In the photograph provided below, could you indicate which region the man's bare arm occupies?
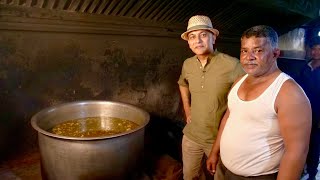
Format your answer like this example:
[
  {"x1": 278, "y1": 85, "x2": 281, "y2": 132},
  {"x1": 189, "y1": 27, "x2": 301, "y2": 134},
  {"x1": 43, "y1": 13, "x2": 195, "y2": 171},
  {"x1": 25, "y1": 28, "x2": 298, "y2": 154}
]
[
  {"x1": 206, "y1": 108, "x2": 230, "y2": 174},
  {"x1": 276, "y1": 79, "x2": 312, "y2": 180},
  {"x1": 179, "y1": 85, "x2": 191, "y2": 123}
]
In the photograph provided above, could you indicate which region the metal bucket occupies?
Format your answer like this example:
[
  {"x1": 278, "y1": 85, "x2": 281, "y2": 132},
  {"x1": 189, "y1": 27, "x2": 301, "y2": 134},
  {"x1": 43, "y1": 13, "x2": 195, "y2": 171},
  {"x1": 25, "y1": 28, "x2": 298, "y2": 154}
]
[{"x1": 31, "y1": 101, "x2": 150, "y2": 180}]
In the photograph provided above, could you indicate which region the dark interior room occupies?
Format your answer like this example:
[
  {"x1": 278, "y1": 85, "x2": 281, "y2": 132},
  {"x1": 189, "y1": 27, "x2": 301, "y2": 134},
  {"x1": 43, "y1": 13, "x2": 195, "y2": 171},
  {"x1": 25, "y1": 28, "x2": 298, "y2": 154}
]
[{"x1": 0, "y1": 0, "x2": 320, "y2": 179}]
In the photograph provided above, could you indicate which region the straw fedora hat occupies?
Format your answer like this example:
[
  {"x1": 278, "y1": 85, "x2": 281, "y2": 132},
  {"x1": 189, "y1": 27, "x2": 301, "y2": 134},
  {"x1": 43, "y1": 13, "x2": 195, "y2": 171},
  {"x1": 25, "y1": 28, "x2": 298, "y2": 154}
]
[{"x1": 181, "y1": 15, "x2": 219, "y2": 41}]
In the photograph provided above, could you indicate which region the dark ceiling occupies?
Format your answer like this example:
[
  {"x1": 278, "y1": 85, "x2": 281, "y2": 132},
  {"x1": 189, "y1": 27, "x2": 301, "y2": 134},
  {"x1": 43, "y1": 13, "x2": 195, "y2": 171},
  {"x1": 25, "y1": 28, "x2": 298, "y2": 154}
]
[{"x1": 1, "y1": 0, "x2": 320, "y2": 38}]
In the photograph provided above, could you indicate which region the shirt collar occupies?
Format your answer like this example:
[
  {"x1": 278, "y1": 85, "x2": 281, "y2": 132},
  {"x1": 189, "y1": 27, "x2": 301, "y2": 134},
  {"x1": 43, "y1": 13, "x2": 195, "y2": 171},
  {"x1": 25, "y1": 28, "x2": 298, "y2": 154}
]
[
  {"x1": 308, "y1": 61, "x2": 320, "y2": 71},
  {"x1": 195, "y1": 50, "x2": 218, "y2": 64}
]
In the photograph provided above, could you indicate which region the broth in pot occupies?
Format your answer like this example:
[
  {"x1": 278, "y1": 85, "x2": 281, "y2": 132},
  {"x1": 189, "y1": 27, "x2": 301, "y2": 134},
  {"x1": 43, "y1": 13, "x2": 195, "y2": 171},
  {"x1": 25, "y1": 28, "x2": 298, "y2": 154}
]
[{"x1": 51, "y1": 117, "x2": 139, "y2": 137}]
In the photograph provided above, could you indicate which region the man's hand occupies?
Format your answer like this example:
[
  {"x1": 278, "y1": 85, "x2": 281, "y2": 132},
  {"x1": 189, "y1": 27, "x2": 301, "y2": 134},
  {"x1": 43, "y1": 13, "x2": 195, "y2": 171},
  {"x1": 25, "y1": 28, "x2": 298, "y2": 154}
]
[
  {"x1": 186, "y1": 113, "x2": 191, "y2": 123},
  {"x1": 206, "y1": 151, "x2": 219, "y2": 175}
]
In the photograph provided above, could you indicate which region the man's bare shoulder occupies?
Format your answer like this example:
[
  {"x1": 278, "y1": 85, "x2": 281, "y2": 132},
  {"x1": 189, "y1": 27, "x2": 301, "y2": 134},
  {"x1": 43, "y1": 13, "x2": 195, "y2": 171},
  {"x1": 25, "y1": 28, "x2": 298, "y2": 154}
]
[
  {"x1": 230, "y1": 74, "x2": 246, "y2": 89},
  {"x1": 277, "y1": 78, "x2": 310, "y2": 105},
  {"x1": 234, "y1": 74, "x2": 246, "y2": 83}
]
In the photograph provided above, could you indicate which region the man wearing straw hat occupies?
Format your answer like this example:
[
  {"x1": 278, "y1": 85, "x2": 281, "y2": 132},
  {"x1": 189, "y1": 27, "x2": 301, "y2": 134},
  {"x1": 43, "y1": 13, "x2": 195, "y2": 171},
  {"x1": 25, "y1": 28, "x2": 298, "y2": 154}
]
[{"x1": 178, "y1": 15, "x2": 244, "y2": 179}]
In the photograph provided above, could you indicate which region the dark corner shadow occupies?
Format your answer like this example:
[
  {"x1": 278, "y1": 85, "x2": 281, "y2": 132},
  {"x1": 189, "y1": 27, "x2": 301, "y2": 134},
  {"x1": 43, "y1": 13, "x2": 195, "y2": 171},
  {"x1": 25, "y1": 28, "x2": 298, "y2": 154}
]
[{"x1": 143, "y1": 113, "x2": 185, "y2": 176}]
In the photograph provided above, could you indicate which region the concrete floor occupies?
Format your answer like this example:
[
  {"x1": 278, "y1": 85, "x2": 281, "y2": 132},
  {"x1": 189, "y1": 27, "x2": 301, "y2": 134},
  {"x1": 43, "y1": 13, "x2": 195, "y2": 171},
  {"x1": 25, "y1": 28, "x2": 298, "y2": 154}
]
[
  {"x1": 0, "y1": 152, "x2": 41, "y2": 180},
  {"x1": 0, "y1": 151, "x2": 181, "y2": 180},
  {"x1": 0, "y1": 152, "x2": 319, "y2": 180}
]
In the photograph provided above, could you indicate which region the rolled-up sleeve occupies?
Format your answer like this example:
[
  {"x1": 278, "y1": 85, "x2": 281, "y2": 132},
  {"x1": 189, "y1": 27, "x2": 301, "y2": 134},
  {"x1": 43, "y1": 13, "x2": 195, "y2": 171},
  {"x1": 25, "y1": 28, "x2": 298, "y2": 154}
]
[{"x1": 178, "y1": 62, "x2": 189, "y2": 87}]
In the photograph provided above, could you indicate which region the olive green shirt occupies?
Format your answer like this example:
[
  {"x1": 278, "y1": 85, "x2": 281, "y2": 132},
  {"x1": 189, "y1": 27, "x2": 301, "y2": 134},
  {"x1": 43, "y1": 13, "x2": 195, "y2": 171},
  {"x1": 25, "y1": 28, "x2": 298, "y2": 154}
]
[{"x1": 178, "y1": 51, "x2": 245, "y2": 145}]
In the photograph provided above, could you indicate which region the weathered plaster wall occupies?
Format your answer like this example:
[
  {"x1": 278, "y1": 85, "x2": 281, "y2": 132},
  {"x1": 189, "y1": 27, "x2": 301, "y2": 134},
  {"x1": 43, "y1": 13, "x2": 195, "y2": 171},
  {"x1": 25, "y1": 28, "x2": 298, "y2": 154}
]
[
  {"x1": 0, "y1": 30, "x2": 193, "y2": 159},
  {"x1": 0, "y1": 5, "x2": 242, "y2": 160}
]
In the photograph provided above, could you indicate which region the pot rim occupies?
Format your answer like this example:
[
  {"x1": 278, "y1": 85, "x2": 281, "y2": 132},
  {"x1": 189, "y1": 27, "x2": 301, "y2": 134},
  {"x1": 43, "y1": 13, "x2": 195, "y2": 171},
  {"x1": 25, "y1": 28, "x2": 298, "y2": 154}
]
[{"x1": 31, "y1": 100, "x2": 150, "y2": 140}]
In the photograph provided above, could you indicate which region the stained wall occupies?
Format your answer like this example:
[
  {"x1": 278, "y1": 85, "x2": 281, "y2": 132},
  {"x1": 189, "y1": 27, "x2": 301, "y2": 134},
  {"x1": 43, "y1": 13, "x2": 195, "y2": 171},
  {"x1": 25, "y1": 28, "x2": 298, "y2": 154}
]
[{"x1": 0, "y1": 5, "x2": 244, "y2": 160}]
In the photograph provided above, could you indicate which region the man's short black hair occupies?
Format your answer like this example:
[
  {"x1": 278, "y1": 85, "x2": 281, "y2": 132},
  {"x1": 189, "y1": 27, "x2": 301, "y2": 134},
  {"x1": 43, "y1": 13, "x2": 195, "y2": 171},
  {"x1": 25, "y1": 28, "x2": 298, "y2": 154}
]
[
  {"x1": 310, "y1": 37, "x2": 320, "y2": 48},
  {"x1": 241, "y1": 25, "x2": 278, "y2": 48}
]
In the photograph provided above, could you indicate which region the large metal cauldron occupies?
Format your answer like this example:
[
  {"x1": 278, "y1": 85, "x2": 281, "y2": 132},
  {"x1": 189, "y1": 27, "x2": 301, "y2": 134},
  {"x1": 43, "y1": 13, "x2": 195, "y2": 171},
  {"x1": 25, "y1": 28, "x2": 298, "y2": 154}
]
[{"x1": 31, "y1": 101, "x2": 150, "y2": 180}]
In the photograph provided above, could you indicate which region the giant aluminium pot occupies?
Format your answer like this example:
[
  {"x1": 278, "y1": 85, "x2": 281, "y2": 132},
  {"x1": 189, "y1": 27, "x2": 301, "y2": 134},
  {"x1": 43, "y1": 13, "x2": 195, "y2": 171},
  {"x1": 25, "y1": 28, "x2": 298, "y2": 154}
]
[{"x1": 31, "y1": 101, "x2": 150, "y2": 180}]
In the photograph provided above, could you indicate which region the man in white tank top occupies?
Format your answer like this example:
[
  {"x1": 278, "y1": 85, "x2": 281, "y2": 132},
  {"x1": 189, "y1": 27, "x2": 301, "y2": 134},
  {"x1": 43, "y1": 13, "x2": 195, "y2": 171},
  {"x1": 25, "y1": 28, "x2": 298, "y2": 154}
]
[{"x1": 206, "y1": 25, "x2": 312, "y2": 180}]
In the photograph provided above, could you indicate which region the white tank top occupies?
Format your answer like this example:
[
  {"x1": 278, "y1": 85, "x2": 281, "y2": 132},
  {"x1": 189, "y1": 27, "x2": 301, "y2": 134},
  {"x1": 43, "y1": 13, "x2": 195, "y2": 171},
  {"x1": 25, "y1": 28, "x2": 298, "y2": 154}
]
[{"x1": 220, "y1": 73, "x2": 291, "y2": 176}]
